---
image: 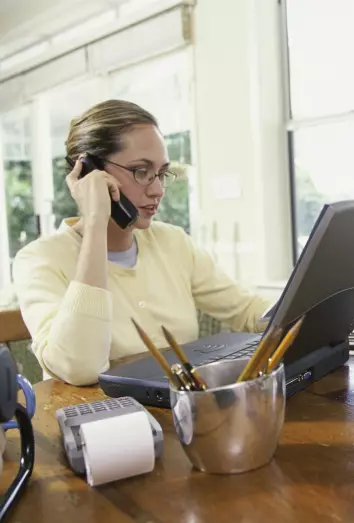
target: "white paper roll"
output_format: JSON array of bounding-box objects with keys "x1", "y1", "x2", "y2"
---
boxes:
[{"x1": 80, "y1": 411, "x2": 155, "y2": 487}]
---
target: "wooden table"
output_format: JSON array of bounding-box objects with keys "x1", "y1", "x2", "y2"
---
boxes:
[{"x1": 2, "y1": 359, "x2": 354, "y2": 523}]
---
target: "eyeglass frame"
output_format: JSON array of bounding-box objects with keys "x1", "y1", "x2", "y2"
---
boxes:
[{"x1": 94, "y1": 155, "x2": 177, "y2": 187}]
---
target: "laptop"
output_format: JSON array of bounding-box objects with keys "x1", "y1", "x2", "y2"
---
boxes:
[{"x1": 99, "y1": 200, "x2": 354, "y2": 408}]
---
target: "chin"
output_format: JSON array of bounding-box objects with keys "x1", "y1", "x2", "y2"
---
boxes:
[{"x1": 133, "y1": 216, "x2": 153, "y2": 230}]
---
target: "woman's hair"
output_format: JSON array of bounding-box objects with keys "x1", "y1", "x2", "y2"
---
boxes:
[{"x1": 66, "y1": 99, "x2": 158, "y2": 160}]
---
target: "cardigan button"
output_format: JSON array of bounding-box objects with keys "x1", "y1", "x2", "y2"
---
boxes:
[{"x1": 138, "y1": 301, "x2": 146, "y2": 308}]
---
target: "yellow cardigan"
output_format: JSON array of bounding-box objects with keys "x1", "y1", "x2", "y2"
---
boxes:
[{"x1": 13, "y1": 218, "x2": 270, "y2": 385}]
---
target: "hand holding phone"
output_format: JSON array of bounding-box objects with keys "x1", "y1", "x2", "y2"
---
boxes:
[{"x1": 66, "y1": 154, "x2": 139, "y2": 229}]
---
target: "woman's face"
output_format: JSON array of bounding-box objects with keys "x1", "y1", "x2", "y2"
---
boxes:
[{"x1": 105, "y1": 124, "x2": 169, "y2": 229}]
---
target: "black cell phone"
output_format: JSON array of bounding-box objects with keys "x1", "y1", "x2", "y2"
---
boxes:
[{"x1": 65, "y1": 153, "x2": 139, "y2": 229}]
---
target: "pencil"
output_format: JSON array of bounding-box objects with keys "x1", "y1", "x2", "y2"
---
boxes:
[
  {"x1": 250, "y1": 326, "x2": 283, "y2": 378},
  {"x1": 237, "y1": 325, "x2": 281, "y2": 383},
  {"x1": 161, "y1": 326, "x2": 207, "y2": 390},
  {"x1": 131, "y1": 318, "x2": 180, "y2": 388},
  {"x1": 161, "y1": 326, "x2": 189, "y2": 365},
  {"x1": 267, "y1": 316, "x2": 305, "y2": 372}
]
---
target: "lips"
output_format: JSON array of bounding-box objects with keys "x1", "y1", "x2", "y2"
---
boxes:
[{"x1": 139, "y1": 204, "x2": 158, "y2": 216}]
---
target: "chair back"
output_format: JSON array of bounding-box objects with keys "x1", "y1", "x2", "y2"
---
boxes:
[{"x1": 0, "y1": 309, "x2": 30, "y2": 343}]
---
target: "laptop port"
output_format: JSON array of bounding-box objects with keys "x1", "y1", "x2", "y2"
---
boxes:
[
  {"x1": 286, "y1": 369, "x2": 313, "y2": 389},
  {"x1": 146, "y1": 389, "x2": 150, "y2": 398},
  {"x1": 155, "y1": 390, "x2": 163, "y2": 402}
]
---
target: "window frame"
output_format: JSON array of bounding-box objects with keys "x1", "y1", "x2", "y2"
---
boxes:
[{"x1": 281, "y1": 0, "x2": 354, "y2": 261}]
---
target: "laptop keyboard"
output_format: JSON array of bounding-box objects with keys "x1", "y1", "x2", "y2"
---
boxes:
[
  {"x1": 198, "y1": 340, "x2": 259, "y2": 366},
  {"x1": 196, "y1": 333, "x2": 354, "y2": 364},
  {"x1": 198, "y1": 333, "x2": 354, "y2": 365}
]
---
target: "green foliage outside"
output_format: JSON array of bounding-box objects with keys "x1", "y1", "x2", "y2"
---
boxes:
[
  {"x1": 294, "y1": 164, "x2": 327, "y2": 238},
  {"x1": 4, "y1": 161, "x2": 37, "y2": 259},
  {"x1": 156, "y1": 131, "x2": 191, "y2": 233}
]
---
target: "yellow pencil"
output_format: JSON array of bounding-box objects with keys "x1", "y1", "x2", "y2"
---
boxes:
[
  {"x1": 162, "y1": 325, "x2": 207, "y2": 390},
  {"x1": 267, "y1": 316, "x2": 305, "y2": 372},
  {"x1": 249, "y1": 326, "x2": 284, "y2": 378},
  {"x1": 161, "y1": 326, "x2": 190, "y2": 365},
  {"x1": 237, "y1": 325, "x2": 281, "y2": 383},
  {"x1": 131, "y1": 318, "x2": 180, "y2": 388}
]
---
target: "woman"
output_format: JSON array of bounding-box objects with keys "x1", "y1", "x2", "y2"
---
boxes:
[{"x1": 13, "y1": 99, "x2": 271, "y2": 386}]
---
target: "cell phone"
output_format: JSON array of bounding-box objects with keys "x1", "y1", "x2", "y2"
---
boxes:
[{"x1": 65, "y1": 153, "x2": 139, "y2": 229}]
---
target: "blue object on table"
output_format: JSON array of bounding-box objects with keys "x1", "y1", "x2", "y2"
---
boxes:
[
  {"x1": 2, "y1": 374, "x2": 36, "y2": 431},
  {"x1": 0, "y1": 344, "x2": 35, "y2": 521}
]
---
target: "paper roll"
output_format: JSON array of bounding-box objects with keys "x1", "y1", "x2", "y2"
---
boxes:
[{"x1": 80, "y1": 411, "x2": 155, "y2": 487}]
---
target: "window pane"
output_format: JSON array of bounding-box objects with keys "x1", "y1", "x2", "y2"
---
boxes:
[
  {"x1": 287, "y1": 0, "x2": 354, "y2": 119},
  {"x1": 49, "y1": 79, "x2": 105, "y2": 228},
  {"x1": 110, "y1": 50, "x2": 192, "y2": 135},
  {"x1": 2, "y1": 108, "x2": 37, "y2": 264},
  {"x1": 292, "y1": 120, "x2": 354, "y2": 255},
  {"x1": 52, "y1": 157, "x2": 78, "y2": 229},
  {"x1": 156, "y1": 131, "x2": 191, "y2": 233},
  {"x1": 110, "y1": 50, "x2": 193, "y2": 232}
]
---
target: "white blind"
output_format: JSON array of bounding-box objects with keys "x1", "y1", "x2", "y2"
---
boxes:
[
  {"x1": 24, "y1": 49, "x2": 87, "y2": 99},
  {"x1": 89, "y1": 8, "x2": 190, "y2": 73},
  {"x1": 0, "y1": 3, "x2": 192, "y2": 112}
]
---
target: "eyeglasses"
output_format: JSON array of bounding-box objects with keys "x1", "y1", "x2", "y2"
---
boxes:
[{"x1": 96, "y1": 156, "x2": 177, "y2": 188}]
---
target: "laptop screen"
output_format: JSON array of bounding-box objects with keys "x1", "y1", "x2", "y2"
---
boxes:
[{"x1": 263, "y1": 200, "x2": 354, "y2": 332}]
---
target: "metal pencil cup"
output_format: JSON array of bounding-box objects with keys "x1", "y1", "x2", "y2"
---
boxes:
[{"x1": 170, "y1": 357, "x2": 285, "y2": 474}]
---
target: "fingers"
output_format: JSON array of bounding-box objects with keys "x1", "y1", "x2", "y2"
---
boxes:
[
  {"x1": 66, "y1": 159, "x2": 83, "y2": 186},
  {"x1": 65, "y1": 162, "x2": 121, "y2": 202},
  {"x1": 104, "y1": 173, "x2": 121, "y2": 202}
]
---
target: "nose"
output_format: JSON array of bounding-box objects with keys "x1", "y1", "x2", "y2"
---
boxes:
[{"x1": 145, "y1": 176, "x2": 164, "y2": 198}]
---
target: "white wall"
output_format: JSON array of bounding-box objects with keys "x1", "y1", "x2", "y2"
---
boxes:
[{"x1": 192, "y1": 0, "x2": 292, "y2": 289}]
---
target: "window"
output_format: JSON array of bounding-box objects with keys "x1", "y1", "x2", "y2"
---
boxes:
[
  {"x1": 49, "y1": 78, "x2": 107, "y2": 228},
  {"x1": 284, "y1": 0, "x2": 354, "y2": 258},
  {"x1": 48, "y1": 52, "x2": 195, "y2": 232},
  {"x1": 110, "y1": 50, "x2": 194, "y2": 232},
  {"x1": 290, "y1": 121, "x2": 354, "y2": 252},
  {"x1": 157, "y1": 130, "x2": 191, "y2": 233},
  {"x1": 1, "y1": 107, "x2": 37, "y2": 263}
]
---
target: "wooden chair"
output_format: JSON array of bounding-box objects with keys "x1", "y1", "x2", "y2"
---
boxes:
[
  {"x1": 0, "y1": 309, "x2": 42, "y2": 384},
  {"x1": 0, "y1": 309, "x2": 30, "y2": 343}
]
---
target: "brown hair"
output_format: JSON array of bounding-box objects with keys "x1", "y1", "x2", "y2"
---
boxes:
[{"x1": 65, "y1": 99, "x2": 158, "y2": 160}]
